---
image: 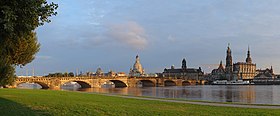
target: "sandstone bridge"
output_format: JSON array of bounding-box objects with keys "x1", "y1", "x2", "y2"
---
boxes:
[{"x1": 13, "y1": 76, "x2": 207, "y2": 89}]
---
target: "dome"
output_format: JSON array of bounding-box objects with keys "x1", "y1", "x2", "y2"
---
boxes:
[
  {"x1": 96, "y1": 67, "x2": 103, "y2": 75},
  {"x1": 131, "y1": 55, "x2": 144, "y2": 74}
]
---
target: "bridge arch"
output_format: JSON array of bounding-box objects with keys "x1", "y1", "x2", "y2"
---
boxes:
[
  {"x1": 182, "y1": 81, "x2": 191, "y2": 86},
  {"x1": 62, "y1": 81, "x2": 91, "y2": 88},
  {"x1": 164, "y1": 80, "x2": 176, "y2": 86},
  {"x1": 17, "y1": 81, "x2": 49, "y2": 89},
  {"x1": 136, "y1": 80, "x2": 155, "y2": 87},
  {"x1": 109, "y1": 80, "x2": 127, "y2": 88}
]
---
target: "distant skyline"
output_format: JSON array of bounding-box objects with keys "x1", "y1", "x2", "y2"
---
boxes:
[{"x1": 17, "y1": 0, "x2": 280, "y2": 76}]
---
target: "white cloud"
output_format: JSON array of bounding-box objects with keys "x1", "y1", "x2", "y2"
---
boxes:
[
  {"x1": 167, "y1": 35, "x2": 176, "y2": 42},
  {"x1": 108, "y1": 21, "x2": 148, "y2": 50}
]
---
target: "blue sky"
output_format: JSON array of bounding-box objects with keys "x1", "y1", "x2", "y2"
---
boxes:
[{"x1": 17, "y1": 0, "x2": 280, "y2": 76}]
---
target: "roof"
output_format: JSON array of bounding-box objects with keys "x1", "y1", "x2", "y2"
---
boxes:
[
  {"x1": 234, "y1": 62, "x2": 256, "y2": 65},
  {"x1": 255, "y1": 73, "x2": 273, "y2": 77},
  {"x1": 211, "y1": 68, "x2": 225, "y2": 74},
  {"x1": 163, "y1": 68, "x2": 202, "y2": 73}
]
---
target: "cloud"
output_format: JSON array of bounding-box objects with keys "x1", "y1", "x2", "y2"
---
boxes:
[
  {"x1": 167, "y1": 35, "x2": 176, "y2": 42},
  {"x1": 108, "y1": 21, "x2": 148, "y2": 50}
]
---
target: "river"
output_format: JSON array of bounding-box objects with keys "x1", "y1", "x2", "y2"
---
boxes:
[{"x1": 59, "y1": 85, "x2": 280, "y2": 105}]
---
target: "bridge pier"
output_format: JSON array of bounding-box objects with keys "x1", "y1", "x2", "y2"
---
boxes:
[{"x1": 49, "y1": 85, "x2": 60, "y2": 90}]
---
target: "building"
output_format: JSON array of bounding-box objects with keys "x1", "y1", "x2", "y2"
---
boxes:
[
  {"x1": 129, "y1": 55, "x2": 145, "y2": 77},
  {"x1": 225, "y1": 44, "x2": 233, "y2": 80},
  {"x1": 117, "y1": 72, "x2": 127, "y2": 77},
  {"x1": 162, "y1": 58, "x2": 204, "y2": 80},
  {"x1": 211, "y1": 61, "x2": 226, "y2": 80},
  {"x1": 107, "y1": 70, "x2": 117, "y2": 77},
  {"x1": 253, "y1": 67, "x2": 275, "y2": 84},
  {"x1": 211, "y1": 44, "x2": 256, "y2": 81},
  {"x1": 254, "y1": 67, "x2": 275, "y2": 80},
  {"x1": 232, "y1": 47, "x2": 256, "y2": 80},
  {"x1": 95, "y1": 67, "x2": 104, "y2": 76},
  {"x1": 256, "y1": 67, "x2": 274, "y2": 76}
]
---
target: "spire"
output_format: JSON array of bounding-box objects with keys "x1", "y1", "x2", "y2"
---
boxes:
[
  {"x1": 227, "y1": 43, "x2": 231, "y2": 53},
  {"x1": 182, "y1": 58, "x2": 187, "y2": 70},
  {"x1": 246, "y1": 45, "x2": 252, "y2": 63},
  {"x1": 271, "y1": 66, "x2": 273, "y2": 73},
  {"x1": 218, "y1": 60, "x2": 223, "y2": 69},
  {"x1": 135, "y1": 54, "x2": 140, "y2": 63},
  {"x1": 247, "y1": 45, "x2": 250, "y2": 56}
]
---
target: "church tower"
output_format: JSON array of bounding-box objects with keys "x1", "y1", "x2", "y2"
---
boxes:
[
  {"x1": 182, "y1": 58, "x2": 187, "y2": 70},
  {"x1": 225, "y1": 43, "x2": 233, "y2": 80},
  {"x1": 218, "y1": 60, "x2": 223, "y2": 69},
  {"x1": 246, "y1": 46, "x2": 252, "y2": 64}
]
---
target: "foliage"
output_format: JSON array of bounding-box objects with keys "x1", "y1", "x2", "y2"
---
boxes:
[
  {"x1": 1, "y1": 89, "x2": 280, "y2": 115},
  {"x1": 45, "y1": 72, "x2": 75, "y2": 77},
  {"x1": 0, "y1": 0, "x2": 57, "y2": 86},
  {"x1": 68, "y1": 72, "x2": 75, "y2": 77},
  {"x1": 0, "y1": 32, "x2": 40, "y2": 67},
  {"x1": 0, "y1": 64, "x2": 15, "y2": 87},
  {"x1": 0, "y1": 0, "x2": 58, "y2": 37}
]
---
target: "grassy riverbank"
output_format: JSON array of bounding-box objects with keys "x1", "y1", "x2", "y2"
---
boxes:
[{"x1": 0, "y1": 89, "x2": 279, "y2": 116}]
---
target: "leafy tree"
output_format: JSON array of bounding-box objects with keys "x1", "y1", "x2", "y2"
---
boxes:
[
  {"x1": 0, "y1": 0, "x2": 58, "y2": 86},
  {"x1": 64, "y1": 72, "x2": 68, "y2": 77},
  {"x1": 0, "y1": 63, "x2": 15, "y2": 87},
  {"x1": 0, "y1": 32, "x2": 40, "y2": 67},
  {"x1": 68, "y1": 72, "x2": 75, "y2": 77},
  {"x1": 45, "y1": 72, "x2": 76, "y2": 77},
  {"x1": 55, "y1": 73, "x2": 63, "y2": 77}
]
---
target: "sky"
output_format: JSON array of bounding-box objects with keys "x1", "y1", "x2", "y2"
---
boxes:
[{"x1": 16, "y1": 0, "x2": 280, "y2": 76}]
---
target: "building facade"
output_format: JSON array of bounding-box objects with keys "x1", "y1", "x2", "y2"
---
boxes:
[
  {"x1": 225, "y1": 44, "x2": 233, "y2": 80},
  {"x1": 162, "y1": 58, "x2": 204, "y2": 80},
  {"x1": 253, "y1": 67, "x2": 275, "y2": 84},
  {"x1": 211, "y1": 44, "x2": 257, "y2": 81},
  {"x1": 211, "y1": 61, "x2": 226, "y2": 80},
  {"x1": 129, "y1": 55, "x2": 145, "y2": 77},
  {"x1": 233, "y1": 47, "x2": 256, "y2": 80}
]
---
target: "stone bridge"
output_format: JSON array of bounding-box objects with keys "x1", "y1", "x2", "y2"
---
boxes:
[{"x1": 13, "y1": 76, "x2": 207, "y2": 89}]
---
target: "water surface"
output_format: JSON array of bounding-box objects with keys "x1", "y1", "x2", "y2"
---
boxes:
[
  {"x1": 18, "y1": 83, "x2": 280, "y2": 104},
  {"x1": 62, "y1": 85, "x2": 280, "y2": 105}
]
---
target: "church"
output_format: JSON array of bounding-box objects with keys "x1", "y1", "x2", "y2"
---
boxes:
[
  {"x1": 211, "y1": 44, "x2": 256, "y2": 81},
  {"x1": 129, "y1": 55, "x2": 145, "y2": 77}
]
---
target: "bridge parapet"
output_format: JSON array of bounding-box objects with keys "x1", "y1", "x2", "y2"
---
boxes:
[{"x1": 14, "y1": 76, "x2": 207, "y2": 89}]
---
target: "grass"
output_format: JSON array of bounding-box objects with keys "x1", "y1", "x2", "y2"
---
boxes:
[
  {"x1": 0, "y1": 89, "x2": 280, "y2": 116},
  {"x1": 140, "y1": 96, "x2": 280, "y2": 107}
]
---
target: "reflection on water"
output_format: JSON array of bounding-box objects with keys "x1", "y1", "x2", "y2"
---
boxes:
[
  {"x1": 18, "y1": 83, "x2": 280, "y2": 104},
  {"x1": 61, "y1": 85, "x2": 280, "y2": 105},
  {"x1": 17, "y1": 83, "x2": 42, "y2": 89}
]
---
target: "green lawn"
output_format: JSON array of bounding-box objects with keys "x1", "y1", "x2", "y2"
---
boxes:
[{"x1": 0, "y1": 89, "x2": 279, "y2": 116}]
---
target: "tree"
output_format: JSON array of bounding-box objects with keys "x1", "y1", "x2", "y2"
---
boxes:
[
  {"x1": 0, "y1": 0, "x2": 58, "y2": 87},
  {"x1": 68, "y1": 72, "x2": 75, "y2": 77},
  {"x1": 0, "y1": 32, "x2": 40, "y2": 67},
  {"x1": 0, "y1": 63, "x2": 15, "y2": 87}
]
